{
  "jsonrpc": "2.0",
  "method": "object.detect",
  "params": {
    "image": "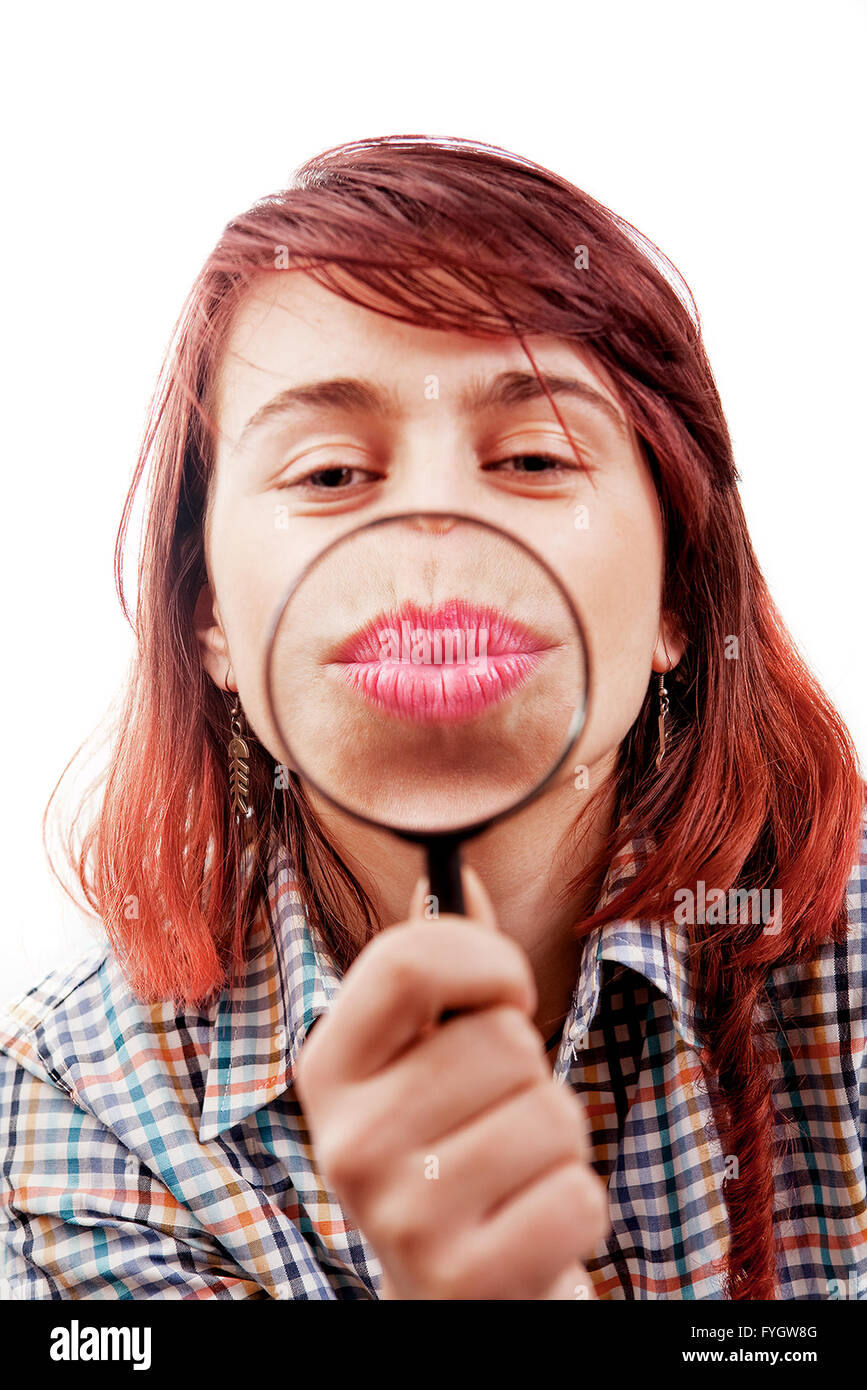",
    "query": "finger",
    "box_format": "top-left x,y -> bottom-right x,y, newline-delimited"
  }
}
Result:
418,863 -> 501,1023
410,863 -> 498,931
387,1071 -> 592,1219
458,863 -> 499,932
409,874 -> 431,921
427,861 -> 508,1028
341,1003 -> 554,1156
462,1161 -> 609,1299
300,918 -> 537,1084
